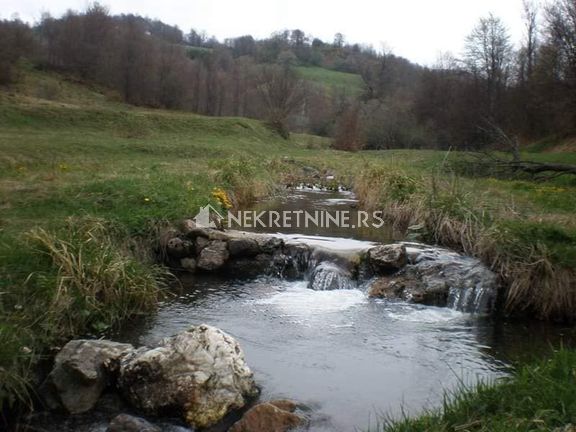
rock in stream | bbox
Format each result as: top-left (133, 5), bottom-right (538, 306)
top-left (43, 339), bottom-right (134, 414)
top-left (118, 324), bottom-right (259, 429)
top-left (368, 242), bottom-right (498, 313)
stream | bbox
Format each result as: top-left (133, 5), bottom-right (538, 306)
top-left (118, 188), bottom-right (575, 431)
top-left (26, 187), bottom-right (576, 432)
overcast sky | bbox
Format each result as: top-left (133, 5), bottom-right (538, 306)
top-left (2, 0), bottom-right (531, 65)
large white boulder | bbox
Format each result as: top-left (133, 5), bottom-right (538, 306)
top-left (118, 324), bottom-right (259, 428)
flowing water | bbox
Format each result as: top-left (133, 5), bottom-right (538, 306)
top-left (115, 188), bottom-right (576, 431)
top-left (27, 188), bottom-right (576, 432)
top-left (120, 276), bottom-right (504, 431)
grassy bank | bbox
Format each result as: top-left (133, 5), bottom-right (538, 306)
top-left (354, 152), bottom-right (576, 321)
top-left (377, 349), bottom-right (576, 432)
top-left (1, 70), bottom-right (576, 421)
top-left (0, 71), bottom-right (320, 414)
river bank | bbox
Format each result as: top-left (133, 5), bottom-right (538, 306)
top-left (13, 188), bottom-right (576, 432)
top-left (1, 73), bottom-right (576, 429)
top-left (379, 349), bottom-right (576, 432)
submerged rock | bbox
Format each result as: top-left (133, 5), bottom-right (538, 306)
top-left (194, 236), bottom-right (210, 255)
top-left (107, 414), bottom-right (161, 432)
top-left (180, 257), bottom-right (196, 272)
top-left (179, 219), bottom-right (197, 235)
top-left (229, 401), bottom-right (304, 432)
top-left (309, 262), bottom-right (354, 291)
top-left (118, 324), bottom-right (259, 429)
top-left (368, 276), bottom-right (405, 299)
top-left (225, 253), bottom-right (275, 277)
top-left (166, 228), bottom-right (290, 276)
top-left (228, 237), bottom-right (260, 257)
top-left (280, 243), bottom-right (311, 279)
top-left (166, 238), bottom-right (194, 259)
top-left (45, 340), bottom-right (134, 414)
top-left (256, 235), bottom-right (284, 253)
top-left (368, 270), bottom-right (447, 305)
top-left (268, 399), bottom-right (298, 413)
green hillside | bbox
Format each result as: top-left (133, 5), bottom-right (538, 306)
top-left (296, 66), bottom-right (364, 96)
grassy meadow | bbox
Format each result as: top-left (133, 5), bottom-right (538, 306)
top-left (1, 70), bottom-right (576, 429)
top-left (296, 65), bottom-right (365, 96)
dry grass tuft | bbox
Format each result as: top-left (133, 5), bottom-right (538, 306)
top-left (25, 217), bottom-right (166, 337)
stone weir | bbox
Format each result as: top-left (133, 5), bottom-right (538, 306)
top-left (162, 221), bottom-right (500, 314)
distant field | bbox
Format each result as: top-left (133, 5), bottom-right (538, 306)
top-left (526, 136), bottom-right (576, 153)
top-left (185, 45), bottom-right (213, 59)
top-left (296, 66), bottom-right (364, 96)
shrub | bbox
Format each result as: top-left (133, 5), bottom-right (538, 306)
top-left (211, 158), bottom-right (271, 207)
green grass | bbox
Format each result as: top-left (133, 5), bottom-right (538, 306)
top-left (525, 136), bottom-right (576, 153)
top-left (0, 65), bottom-right (127, 110)
top-left (1, 69), bottom-right (576, 422)
top-left (185, 46), bottom-right (213, 60)
top-left (296, 65), bottom-right (364, 96)
top-left (0, 71), bottom-right (316, 414)
top-left (379, 349), bottom-right (576, 432)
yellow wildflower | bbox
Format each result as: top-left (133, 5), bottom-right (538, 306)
top-left (212, 187), bottom-right (233, 209)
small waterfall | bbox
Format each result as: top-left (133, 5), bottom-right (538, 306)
top-left (445, 265), bottom-right (497, 314)
top-left (447, 284), bottom-right (494, 314)
top-left (402, 243), bottom-right (498, 314)
top-left (277, 243), bottom-right (312, 279)
top-left (273, 235), bottom-right (369, 291)
top-left (309, 262), bottom-right (354, 291)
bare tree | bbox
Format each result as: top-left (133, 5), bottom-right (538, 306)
top-left (546, 0), bottom-right (576, 86)
top-left (290, 29), bottom-right (306, 48)
top-left (545, 0), bottom-right (576, 73)
top-left (511, 1), bottom-right (540, 137)
top-left (228, 35), bottom-right (256, 57)
top-left (333, 33), bottom-right (345, 48)
top-left (0, 19), bottom-right (35, 84)
top-left (464, 14), bottom-right (513, 118)
top-left (521, 0), bottom-right (539, 82)
top-left (256, 65), bottom-right (305, 138)
top-left (544, 0), bottom-right (576, 129)
top-left (187, 29), bottom-right (207, 46)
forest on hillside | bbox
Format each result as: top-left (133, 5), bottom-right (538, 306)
top-left (1, 1), bottom-right (575, 150)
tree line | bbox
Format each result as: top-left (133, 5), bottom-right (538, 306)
top-left (0, 1), bottom-right (574, 150)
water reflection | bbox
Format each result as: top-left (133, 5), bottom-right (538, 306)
top-left (237, 188), bottom-right (395, 242)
